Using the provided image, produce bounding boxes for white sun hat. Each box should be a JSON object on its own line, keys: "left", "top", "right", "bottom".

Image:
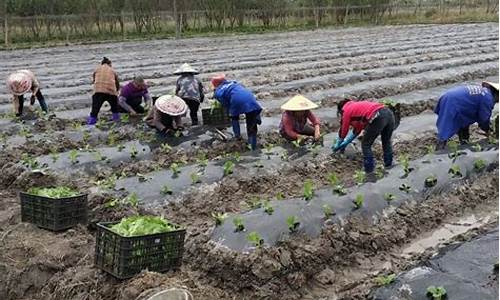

{"left": 173, "top": 63, "right": 199, "bottom": 75}
{"left": 155, "top": 95, "right": 188, "bottom": 116}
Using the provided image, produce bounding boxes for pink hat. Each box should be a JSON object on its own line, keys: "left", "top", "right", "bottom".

{"left": 211, "top": 74, "right": 226, "bottom": 88}
{"left": 155, "top": 95, "right": 187, "bottom": 116}
{"left": 7, "top": 71, "right": 32, "bottom": 95}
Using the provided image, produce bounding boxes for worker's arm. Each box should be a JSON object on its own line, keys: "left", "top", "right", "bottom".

{"left": 12, "top": 95, "right": 20, "bottom": 115}
{"left": 306, "top": 111, "right": 321, "bottom": 140}
{"left": 114, "top": 73, "right": 120, "bottom": 92}
{"left": 282, "top": 113, "right": 300, "bottom": 140}
{"left": 153, "top": 109, "right": 166, "bottom": 132}
{"left": 477, "top": 97, "right": 494, "bottom": 132}
{"left": 199, "top": 80, "right": 205, "bottom": 103}
{"left": 118, "top": 96, "right": 135, "bottom": 114}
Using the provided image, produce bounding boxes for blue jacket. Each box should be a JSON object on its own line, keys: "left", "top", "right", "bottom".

{"left": 214, "top": 80, "right": 262, "bottom": 117}
{"left": 434, "top": 85, "right": 495, "bottom": 141}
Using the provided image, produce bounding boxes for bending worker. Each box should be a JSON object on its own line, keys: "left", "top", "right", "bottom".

{"left": 174, "top": 63, "right": 205, "bottom": 126}
{"left": 118, "top": 74, "right": 151, "bottom": 116}
{"left": 144, "top": 95, "right": 187, "bottom": 136}
{"left": 211, "top": 74, "right": 262, "bottom": 150}
{"left": 6, "top": 70, "right": 48, "bottom": 117}
{"left": 333, "top": 99, "right": 395, "bottom": 181}
{"left": 434, "top": 81, "right": 499, "bottom": 149}
{"left": 280, "top": 95, "right": 321, "bottom": 142}
{"left": 88, "top": 57, "right": 120, "bottom": 125}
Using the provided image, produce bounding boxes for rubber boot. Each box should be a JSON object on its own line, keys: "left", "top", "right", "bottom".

{"left": 365, "top": 172, "right": 377, "bottom": 183}
{"left": 383, "top": 151, "right": 393, "bottom": 168}
{"left": 435, "top": 140, "right": 447, "bottom": 151}
{"left": 363, "top": 156, "right": 375, "bottom": 173}
{"left": 248, "top": 134, "right": 257, "bottom": 151}
{"left": 87, "top": 116, "right": 97, "bottom": 125}
{"left": 111, "top": 113, "right": 120, "bottom": 122}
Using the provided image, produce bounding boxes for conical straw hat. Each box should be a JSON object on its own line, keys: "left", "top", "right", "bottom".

{"left": 173, "top": 63, "right": 199, "bottom": 75}
{"left": 483, "top": 81, "right": 500, "bottom": 92}
{"left": 7, "top": 71, "right": 32, "bottom": 95}
{"left": 155, "top": 95, "right": 187, "bottom": 116}
{"left": 281, "top": 95, "right": 318, "bottom": 111}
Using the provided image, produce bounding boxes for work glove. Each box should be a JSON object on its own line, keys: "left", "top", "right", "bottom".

{"left": 332, "top": 130, "right": 358, "bottom": 152}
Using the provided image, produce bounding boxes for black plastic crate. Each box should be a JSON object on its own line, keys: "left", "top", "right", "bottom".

{"left": 202, "top": 106, "right": 231, "bottom": 126}
{"left": 95, "top": 222, "right": 186, "bottom": 279}
{"left": 20, "top": 192, "right": 88, "bottom": 231}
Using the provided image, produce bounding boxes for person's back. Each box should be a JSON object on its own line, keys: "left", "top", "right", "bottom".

{"left": 216, "top": 81, "right": 260, "bottom": 116}
{"left": 438, "top": 85, "right": 493, "bottom": 124}
{"left": 176, "top": 74, "right": 203, "bottom": 102}
{"left": 94, "top": 64, "right": 118, "bottom": 95}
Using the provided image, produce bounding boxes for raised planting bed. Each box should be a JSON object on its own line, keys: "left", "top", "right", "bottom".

{"left": 202, "top": 106, "right": 231, "bottom": 127}
{"left": 211, "top": 147, "right": 498, "bottom": 252}
{"left": 20, "top": 187, "right": 88, "bottom": 231}
{"left": 95, "top": 216, "right": 186, "bottom": 279}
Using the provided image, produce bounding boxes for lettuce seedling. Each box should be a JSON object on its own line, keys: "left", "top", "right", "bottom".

{"left": 68, "top": 149, "right": 79, "bottom": 164}
{"left": 190, "top": 172, "right": 201, "bottom": 185}
{"left": 170, "top": 163, "right": 181, "bottom": 177}
{"left": 425, "top": 175, "right": 437, "bottom": 188}
{"left": 247, "top": 197, "right": 262, "bottom": 209}
{"left": 223, "top": 160, "right": 235, "bottom": 176}
{"left": 107, "top": 131, "right": 118, "bottom": 146}
{"left": 374, "top": 274, "right": 396, "bottom": 286}
{"left": 104, "top": 198, "right": 119, "bottom": 208}
{"left": 197, "top": 153, "right": 209, "bottom": 167}
{"left": 291, "top": 138, "right": 302, "bottom": 148}
{"left": 398, "top": 153, "right": 412, "bottom": 175}
{"left": 120, "top": 114, "right": 129, "bottom": 123}
{"left": 264, "top": 144, "right": 274, "bottom": 159}
{"left": 303, "top": 179, "right": 314, "bottom": 201}
{"left": 426, "top": 145, "right": 435, "bottom": 155}
{"left": 21, "top": 153, "right": 39, "bottom": 169}
{"left": 49, "top": 149, "right": 59, "bottom": 163}
{"left": 384, "top": 193, "right": 396, "bottom": 201}
{"left": 117, "top": 144, "right": 125, "bottom": 152}
{"left": 93, "top": 151, "right": 106, "bottom": 161}
{"left": 375, "top": 165, "right": 385, "bottom": 179}
{"left": 474, "top": 159, "right": 486, "bottom": 171}
{"left": 426, "top": 286, "right": 447, "bottom": 300}
{"left": 399, "top": 183, "right": 412, "bottom": 193}
{"left": 328, "top": 173, "right": 340, "bottom": 186}
{"left": 126, "top": 192, "right": 139, "bottom": 208}
{"left": 247, "top": 231, "right": 264, "bottom": 248}
{"left": 286, "top": 215, "right": 300, "bottom": 233}
{"left": 160, "top": 184, "right": 173, "bottom": 195}
{"left": 328, "top": 173, "right": 347, "bottom": 195}
{"left": 19, "top": 127, "right": 33, "bottom": 138}
{"left": 160, "top": 143, "right": 172, "bottom": 153}
{"left": 448, "top": 164, "right": 462, "bottom": 178}
{"left": 353, "top": 170, "right": 366, "bottom": 185}
{"left": 280, "top": 152, "right": 289, "bottom": 161}
{"left": 262, "top": 200, "right": 274, "bottom": 215}
{"left": 322, "top": 204, "right": 334, "bottom": 218}
{"left": 233, "top": 217, "right": 245, "bottom": 232}
{"left": 471, "top": 144, "right": 482, "bottom": 152}
{"left": 95, "top": 175, "right": 117, "bottom": 190}
{"left": 488, "top": 135, "right": 498, "bottom": 145}
{"left": 129, "top": 145, "right": 138, "bottom": 159}
{"left": 276, "top": 192, "right": 285, "bottom": 200}
{"left": 137, "top": 173, "right": 151, "bottom": 182}
{"left": 233, "top": 152, "right": 241, "bottom": 162}
{"left": 353, "top": 194, "right": 364, "bottom": 209}
{"left": 211, "top": 212, "right": 228, "bottom": 226}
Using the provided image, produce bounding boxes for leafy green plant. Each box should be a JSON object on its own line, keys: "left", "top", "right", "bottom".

{"left": 384, "top": 193, "right": 396, "bottom": 201}
{"left": 328, "top": 173, "right": 340, "bottom": 186}
{"left": 160, "top": 143, "right": 172, "bottom": 153}
{"left": 95, "top": 175, "right": 117, "bottom": 190}
{"left": 233, "top": 217, "right": 245, "bottom": 232}
{"left": 49, "top": 148, "right": 59, "bottom": 163}
{"left": 110, "top": 216, "right": 179, "bottom": 237}
{"left": 488, "top": 135, "right": 498, "bottom": 145}
{"left": 223, "top": 160, "right": 235, "bottom": 176}
{"left": 197, "top": 153, "right": 209, "bottom": 167}
{"left": 27, "top": 186, "right": 80, "bottom": 198}
{"left": 426, "top": 286, "right": 447, "bottom": 300}
{"left": 426, "top": 144, "right": 435, "bottom": 155}
{"left": 160, "top": 184, "right": 173, "bottom": 195}
{"left": 262, "top": 200, "right": 274, "bottom": 215}
{"left": 374, "top": 274, "right": 396, "bottom": 286}
{"left": 247, "top": 197, "right": 262, "bottom": 209}
{"left": 20, "top": 153, "right": 39, "bottom": 169}
{"left": 322, "top": 204, "right": 334, "bottom": 218}
{"left": 120, "top": 114, "right": 129, "bottom": 123}
{"left": 107, "top": 130, "right": 118, "bottom": 146}
{"left": 117, "top": 144, "right": 126, "bottom": 152}
{"left": 276, "top": 192, "right": 285, "bottom": 200}
{"left": 398, "top": 153, "right": 411, "bottom": 175}
{"left": 399, "top": 183, "right": 412, "bottom": 193}
{"left": 129, "top": 145, "right": 138, "bottom": 159}
{"left": 233, "top": 152, "right": 241, "bottom": 162}
{"left": 170, "top": 163, "right": 181, "bottom": 177}
{"left": 448, "top": 164, "right": 462, "bottom": 178}
{"left": 328, "top": 173, "right": 347, "bottom": 195}
{"left": 190, "top": 172, "right": 201, "bottom": 185}
{"left": 247, "top": 231, "right": 264, "bottom": 248}
{"left": 211, "top": 212, "right": 228, "bottom": 226}
{"left": 425, "top": 175, "right": 437, "bottom": 188}
{"left": 353, "top": 193, "right": 364, "bottom": 209}
{"left": 264, "top": 143, "right": 274, "bottom": 159}
{"left": 82, "top": 131, "right": 91, "bottom": 143}
{"left": 19, "top": 126, "right": 33, "bottom": 138}
{"left": 474, "top": 159, "right": 486, "bottom": 171}
{"left": 375, "top": 165, "right": 385, "bottom": 179}
{"left": 471, "top": 144, "right": 482, "bottom": 152}
{"left": 286, "top": 215, "right": 300, "bottom": 232}
{"left": 353, "top": 170, "right": 366, "bottom": 185}
{"left": 92, "top": 150, "right": 106, "bottom": 161}
{"left": 68, "top": 149, "right": 79, "bottom": 164}
{"left": 126, "top": 192, "right": 139, "bottom": 208}
{"left": 303, "top": 179, "right": 314, "bottom": 201}
{"left": 280, "top": 152, "right": 289, "bottom": 161}
{"left": 104, "top": 198, "right": 119, "bottom": 208}
{"left": 291, "top": 138, "right": 302, "bottom": 148}
{"left": 137, "top": 173, "right": 151, "bottom": 182}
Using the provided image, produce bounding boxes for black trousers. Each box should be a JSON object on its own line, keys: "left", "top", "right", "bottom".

{"left": 17, "top": 89, "right": 48, "bottom": 116}
{"left": 118, "top": 97, "right": 145, "bottom": 114}
{"left": 90, "top": 93, "right": 119, "bottom": 118}
{"left": 182, "top": 98, "right": 200, "bottom": 125}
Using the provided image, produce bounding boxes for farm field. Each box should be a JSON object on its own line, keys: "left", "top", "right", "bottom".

{"left": 0, "top": 22, "right": 498, "bottom": 300}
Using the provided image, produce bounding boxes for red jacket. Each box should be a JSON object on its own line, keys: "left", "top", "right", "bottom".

{"left": 280, "top": 110, "right": 320, "bottom": 140}
{"left": 339, "top": 101, "right": 384, "bottom": 138}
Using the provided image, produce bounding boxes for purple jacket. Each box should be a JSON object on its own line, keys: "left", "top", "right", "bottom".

{"left": 120, "top": 81, "right": 149, "bottom": 100}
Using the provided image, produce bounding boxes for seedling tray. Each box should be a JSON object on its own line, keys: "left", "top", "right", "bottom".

{"left": 202, "top": 107, "right": 231, "bottom": 126}
{"left": 95, "top": 222, "right": 186, "bottom": 279}
{"left": 20, "top": 192, "right": 88, "bottom": 231}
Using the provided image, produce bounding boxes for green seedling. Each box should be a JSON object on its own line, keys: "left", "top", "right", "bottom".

{"left": 353, "top": 193, "right": 364, "bottom": 209}
{"left": 488, "top": 135, "right": 498, "bottom": 145}
{"left": 160, "top": 143, "right": 172, "bottom": 153}
{"left": 426, "top": 144, "right": 435, "bottom": 155}
{"left": 160, "top": 184, "right": 173, "bottom": 195}
{"left": 448, "top": 164, "right": 462, "bottom": 178}
{"left": 399, "top": 183, "right": 412, "bottom": 193}
{"left": 375, "top": 165, "right": 386, "bottom": 179}
{"left": 82, "top": 131, "right": 91, "bottom": 143}
{"left": 190, "top": 172, "right": 201, "bottom": 185}
{"left": 129, "top": 145, "right": 138, "bottom": 159}
{"left": 19, "top": 127, "right": 33, "bottom": 138}
{"left": 247, "top": 197, "right": 262, "bottom": 209}
{"left": 107, "top": 131, "right": 118, "bottom": 146}
{"left": 126, "top": 192, "right": 139, "bottom": 208}
{"left": 291, "top": 138, "right": 302, "bottom": 148}
{"left": 68, "top": 149, "right": 79, "bottom": 164}
{"left": 92, "top": 151, "right": 106, "bottom": 161}
{"left": 96, "top": 118, "right": 107, "bottom": 129}
{"left": 223, "top": 160, "right": 235, "bottom": 176}
{"left": 474, "top": 159, "right": 486, "bottom": 171}
{"left": 197, "top": 153, "right": 209, "bottom": 167}
{"left": 426, "top": 285, "right": 447, "bottom": 300}
{"left": 328, "top": 173, "right": 340, "bottom": 186}
{"left": 425, "top": 175, "right": 437, "bottom": 188}
{"left": 137, "top": 173, "right": 151, "bottom": 182}
{"left": 117, "top": 144, "right": 126, "bottom": 152}
{"left": 174, "top": 130, "right": 182, "bottom": 138}
{"left": 471, "top": 144, "right": 482, "bottom": 152}
{"left": 322, "top": 204, "right": 334, "bottom": 218}
{"left": 120, "top": 114, "right": 129, "bottom": 123}
{"left": 264, "top": 143, "right": 274, "bottom": 158}
{"left": 303, "top": 179, "right": 314, "bottom": 201}
{"left": 447, "top": 140, "right": 459, "bottom": 161}
{"left": 398, "top": 153, "right": 411, "bottom": 175}
{"left": 95, "top": 175, "right": 117, "bottom": 190}
{"left": 374, "top": 274, "right": 396, "bottom": 286}
{"left": 233, "top": 217, "right": 245, "bottom": 232}
{"left": 262, "top": 200, "right": 274, "bottom": 215}
{"left": 276, "top": 192, "right": 285, "bottom": 200}
{"left": 72, "top": 121, "right": 82, "bottom": 130}
{"left": 247, "top": 231, "right": 264, "bottom": 248}
{"left": 384, "top": 193, "right": 396, "bottom": 201}
{"left": 233, "top": 152, "right": 241, "bottom": 162}
{"left": 286, "top": 215, "right": 300, "bottom": 233}
{"left": 211, "top": 212, "right": 228, "bottom": 226}
{"left": 170, "top": 163, "right": 181, "bottom": 177}
{"left": 328, "top": 172, "right": 347, "bottom": 195}
{"left": 104, "top": 198, "right": 119, "bottom": 208}
{"left": 20, "top": 153, "right": 39, "bottom": 169}
{"left": 353, "top": 170, "right": 366, "bottom": 185}
{"left": 49, "top": 148, "right": 59, "bottom": 163}
{"left": 280, "top": 152, "right": 289, "bottom": 161}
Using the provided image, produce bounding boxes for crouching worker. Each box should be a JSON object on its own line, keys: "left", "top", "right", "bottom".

{"left": 434, "top": 81, "right": 499, "bottom": 149}
{"left": 280, "top": 95, "right": 321, "bottom": 142}
{"left": 87, "top": 57, "right": 120, "bottom": 125}
{"left": 145, "top": 95, "right": 187, "bottom": 136}
{"left": 174, "top": 63, "right": 205, "bottom": 125}
{"left": 118, "top": 74, "right": 152, "bottom": 116}
{"left": 333, "top": 99, "right": 395, "bottom": 181}
{"left": 211, "top": 74, "right": 262, "bottom": 150}
{"left": 7, "top": 70, "right": 48, "bottom": 117}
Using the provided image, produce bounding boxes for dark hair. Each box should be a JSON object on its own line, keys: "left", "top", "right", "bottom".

{"left": 101, "top": 57, "right": 111, "bottom": 65}
{"left": 337, "top": 98, "right": 351, "bottom": 117}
